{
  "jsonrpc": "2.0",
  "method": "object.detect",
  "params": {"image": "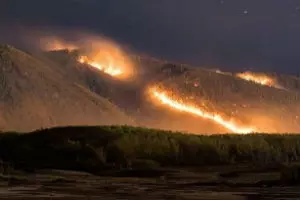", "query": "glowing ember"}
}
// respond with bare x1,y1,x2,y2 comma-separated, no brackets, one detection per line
236,72,275,87
150,87,256,134
78,55,122,77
